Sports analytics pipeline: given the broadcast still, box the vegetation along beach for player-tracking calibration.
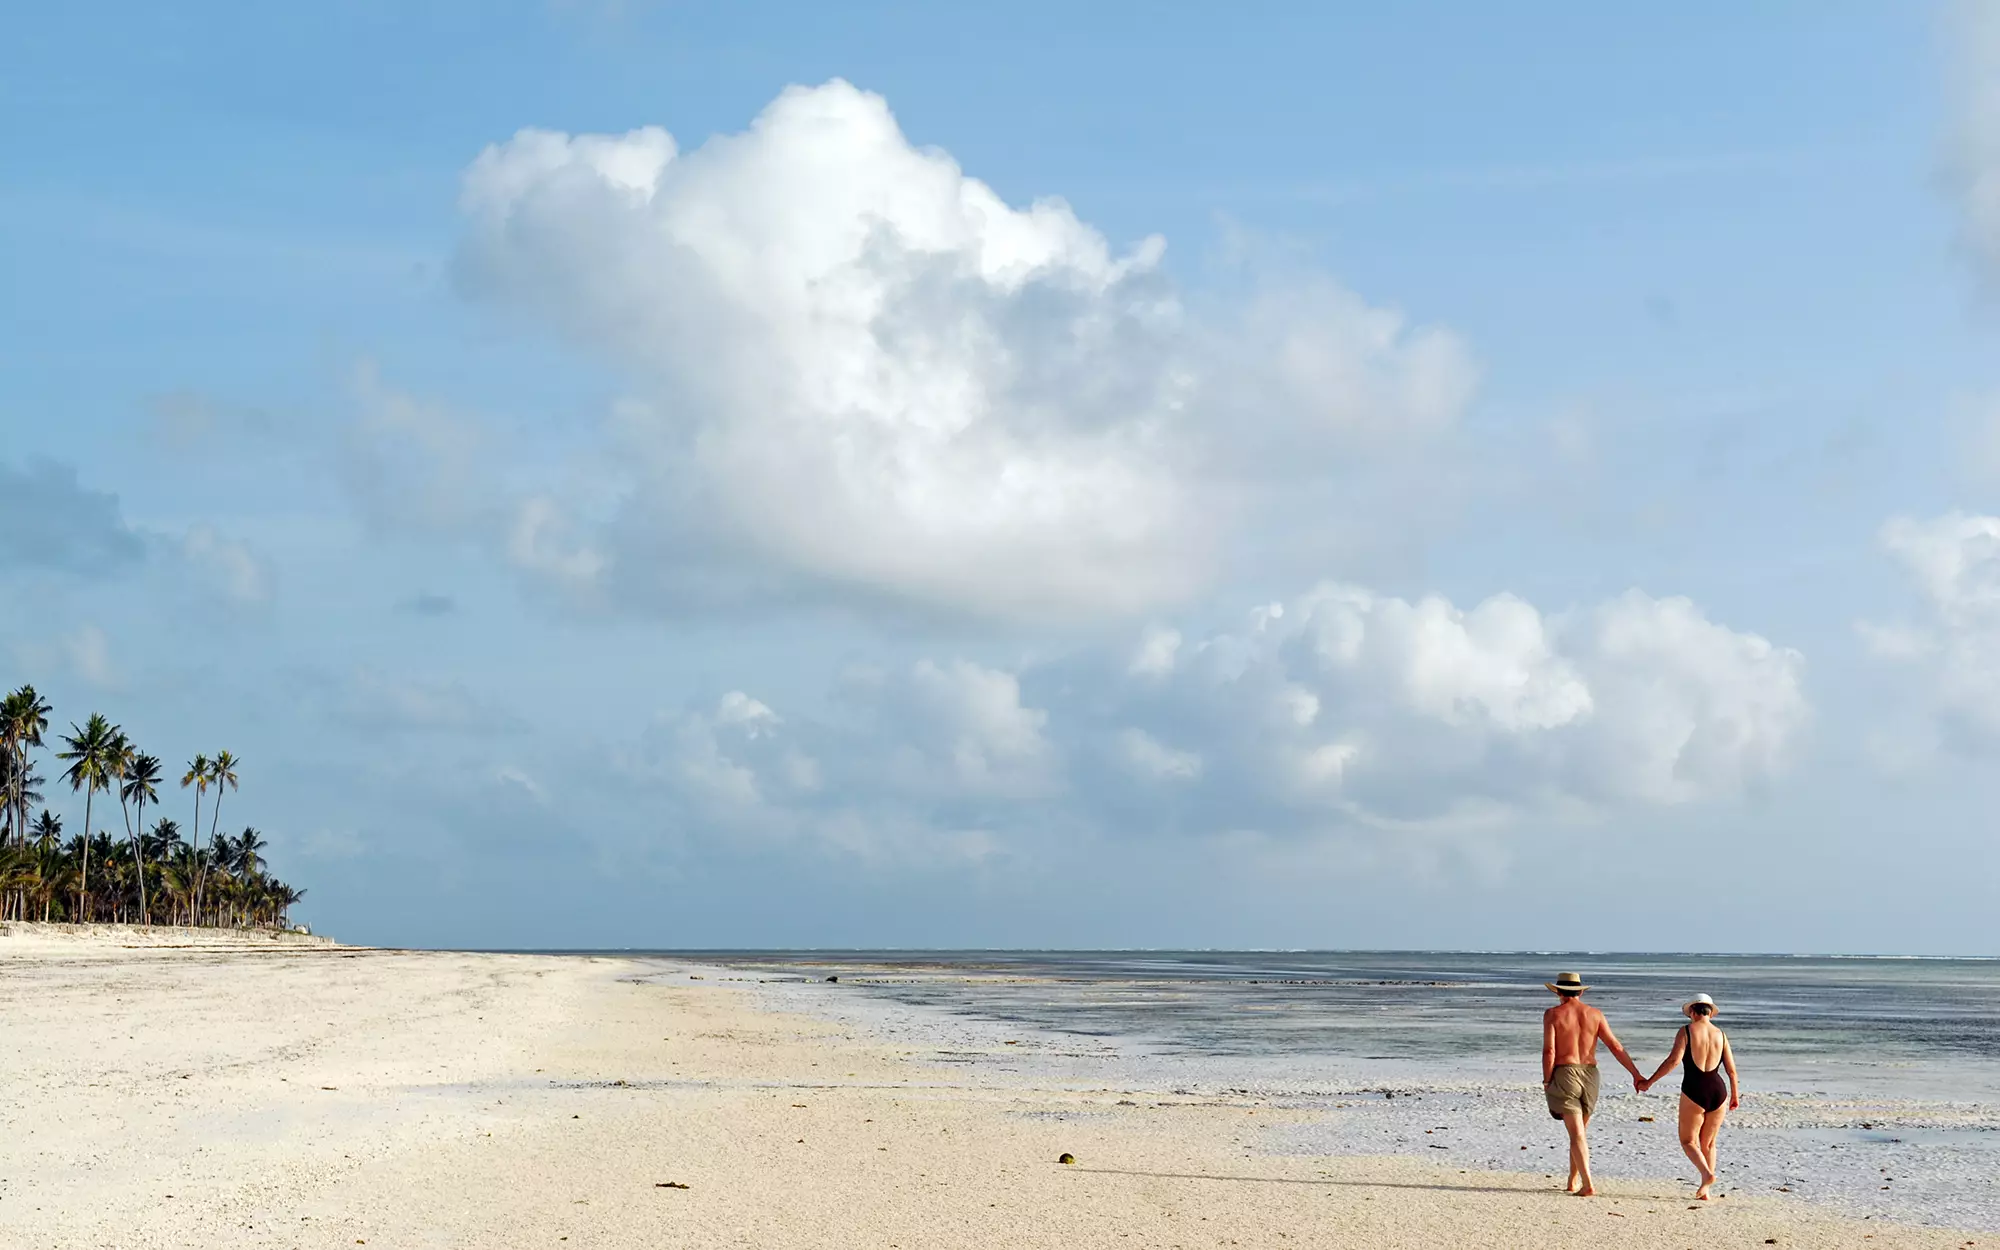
[0,685,303,929]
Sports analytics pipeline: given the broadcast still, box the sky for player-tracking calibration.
[4,2,2000,952]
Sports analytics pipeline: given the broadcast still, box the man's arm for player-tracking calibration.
[1596,1014,1645,1080]
[1542,1012,1556,1085]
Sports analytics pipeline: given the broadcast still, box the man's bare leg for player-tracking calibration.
[1563,1112,1594,1196]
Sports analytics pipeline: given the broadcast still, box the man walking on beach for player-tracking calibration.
[1542,971,1644,1197]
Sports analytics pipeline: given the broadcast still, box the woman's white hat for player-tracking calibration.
[1683,992,1719,1016]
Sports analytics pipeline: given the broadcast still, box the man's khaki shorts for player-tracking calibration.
[1545,1063,1601,1120]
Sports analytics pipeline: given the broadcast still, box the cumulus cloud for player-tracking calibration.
[454,80,1474,621]
[619,579,1804,854]
[0,461,145,576]
[618,658,1068,859]
[1866,512,2000,743]
[1946,0,2000,280]
[893,659,1057,798]
[1084,584,1805,828]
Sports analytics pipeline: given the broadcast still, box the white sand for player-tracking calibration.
[0,927,1979,1248]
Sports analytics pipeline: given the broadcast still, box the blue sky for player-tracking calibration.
[5,2,2000,951]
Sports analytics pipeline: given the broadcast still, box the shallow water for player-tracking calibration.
[651,950,2000,1230]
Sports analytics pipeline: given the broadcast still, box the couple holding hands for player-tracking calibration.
[1540,971,1741,1200]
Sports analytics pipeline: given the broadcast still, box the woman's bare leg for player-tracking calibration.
[1698,1103,1727,1191]
[1677,1096,1717,1198]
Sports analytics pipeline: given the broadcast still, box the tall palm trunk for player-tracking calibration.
[78,788,92,922]
[118,789,136,917]
[202,792,230,928]
[131,793,149,925]
[188,786,203,925]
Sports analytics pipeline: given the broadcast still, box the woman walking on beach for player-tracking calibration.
[1639,993,1739,1200]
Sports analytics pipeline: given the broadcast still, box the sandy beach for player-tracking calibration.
[0,928,1978,1249]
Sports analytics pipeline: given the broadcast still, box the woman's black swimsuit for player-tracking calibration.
[1680,1025,1729,1113]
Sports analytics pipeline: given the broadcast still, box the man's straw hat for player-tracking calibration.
[1545,971,1589,994]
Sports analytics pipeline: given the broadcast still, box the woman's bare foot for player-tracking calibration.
[1694,1180,1714,1201]
[1575,1183,1597,1197]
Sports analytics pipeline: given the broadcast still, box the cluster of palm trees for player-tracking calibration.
[0,684,304,929]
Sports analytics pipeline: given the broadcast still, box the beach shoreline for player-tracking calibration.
[0,933,1979,1248]
[0,919,339,950]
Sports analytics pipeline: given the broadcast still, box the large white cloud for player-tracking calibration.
[1098,584,1806,827]
[455,80,1473,621]
[623,579,1805,853]
[1865,512,2000,742]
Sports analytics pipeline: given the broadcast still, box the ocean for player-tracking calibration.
[657,950,2000,1230]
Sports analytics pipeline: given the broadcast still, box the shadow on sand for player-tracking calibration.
[1065,1168,1536,1196]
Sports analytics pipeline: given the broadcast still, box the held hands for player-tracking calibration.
[1633,1074,1651,1093]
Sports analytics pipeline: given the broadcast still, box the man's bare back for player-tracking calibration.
[1544,997,1619,1071]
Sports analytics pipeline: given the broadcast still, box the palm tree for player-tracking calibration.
[0,833,69,923]
[2,686,52,848]
[31,809,62,848]
[192,751,239,921]
[144,816,182,861]
[121,753,162,923]
[153,837,192,925]
[269,881,305,929]
[203,829,232,925]
[182,754,210,920]
[108,729,133,854]
[206,750,240,845]
[182,754,210,851]
[233,827,268,877]
[57,715,119,921]
[87,831,118,921]
[0,754,44,918]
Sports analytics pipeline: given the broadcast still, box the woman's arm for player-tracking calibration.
[1641,1027,1685,1089]
[1723,1034,1741,1109]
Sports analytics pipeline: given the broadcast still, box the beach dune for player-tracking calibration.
[0,927,1972,1248]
